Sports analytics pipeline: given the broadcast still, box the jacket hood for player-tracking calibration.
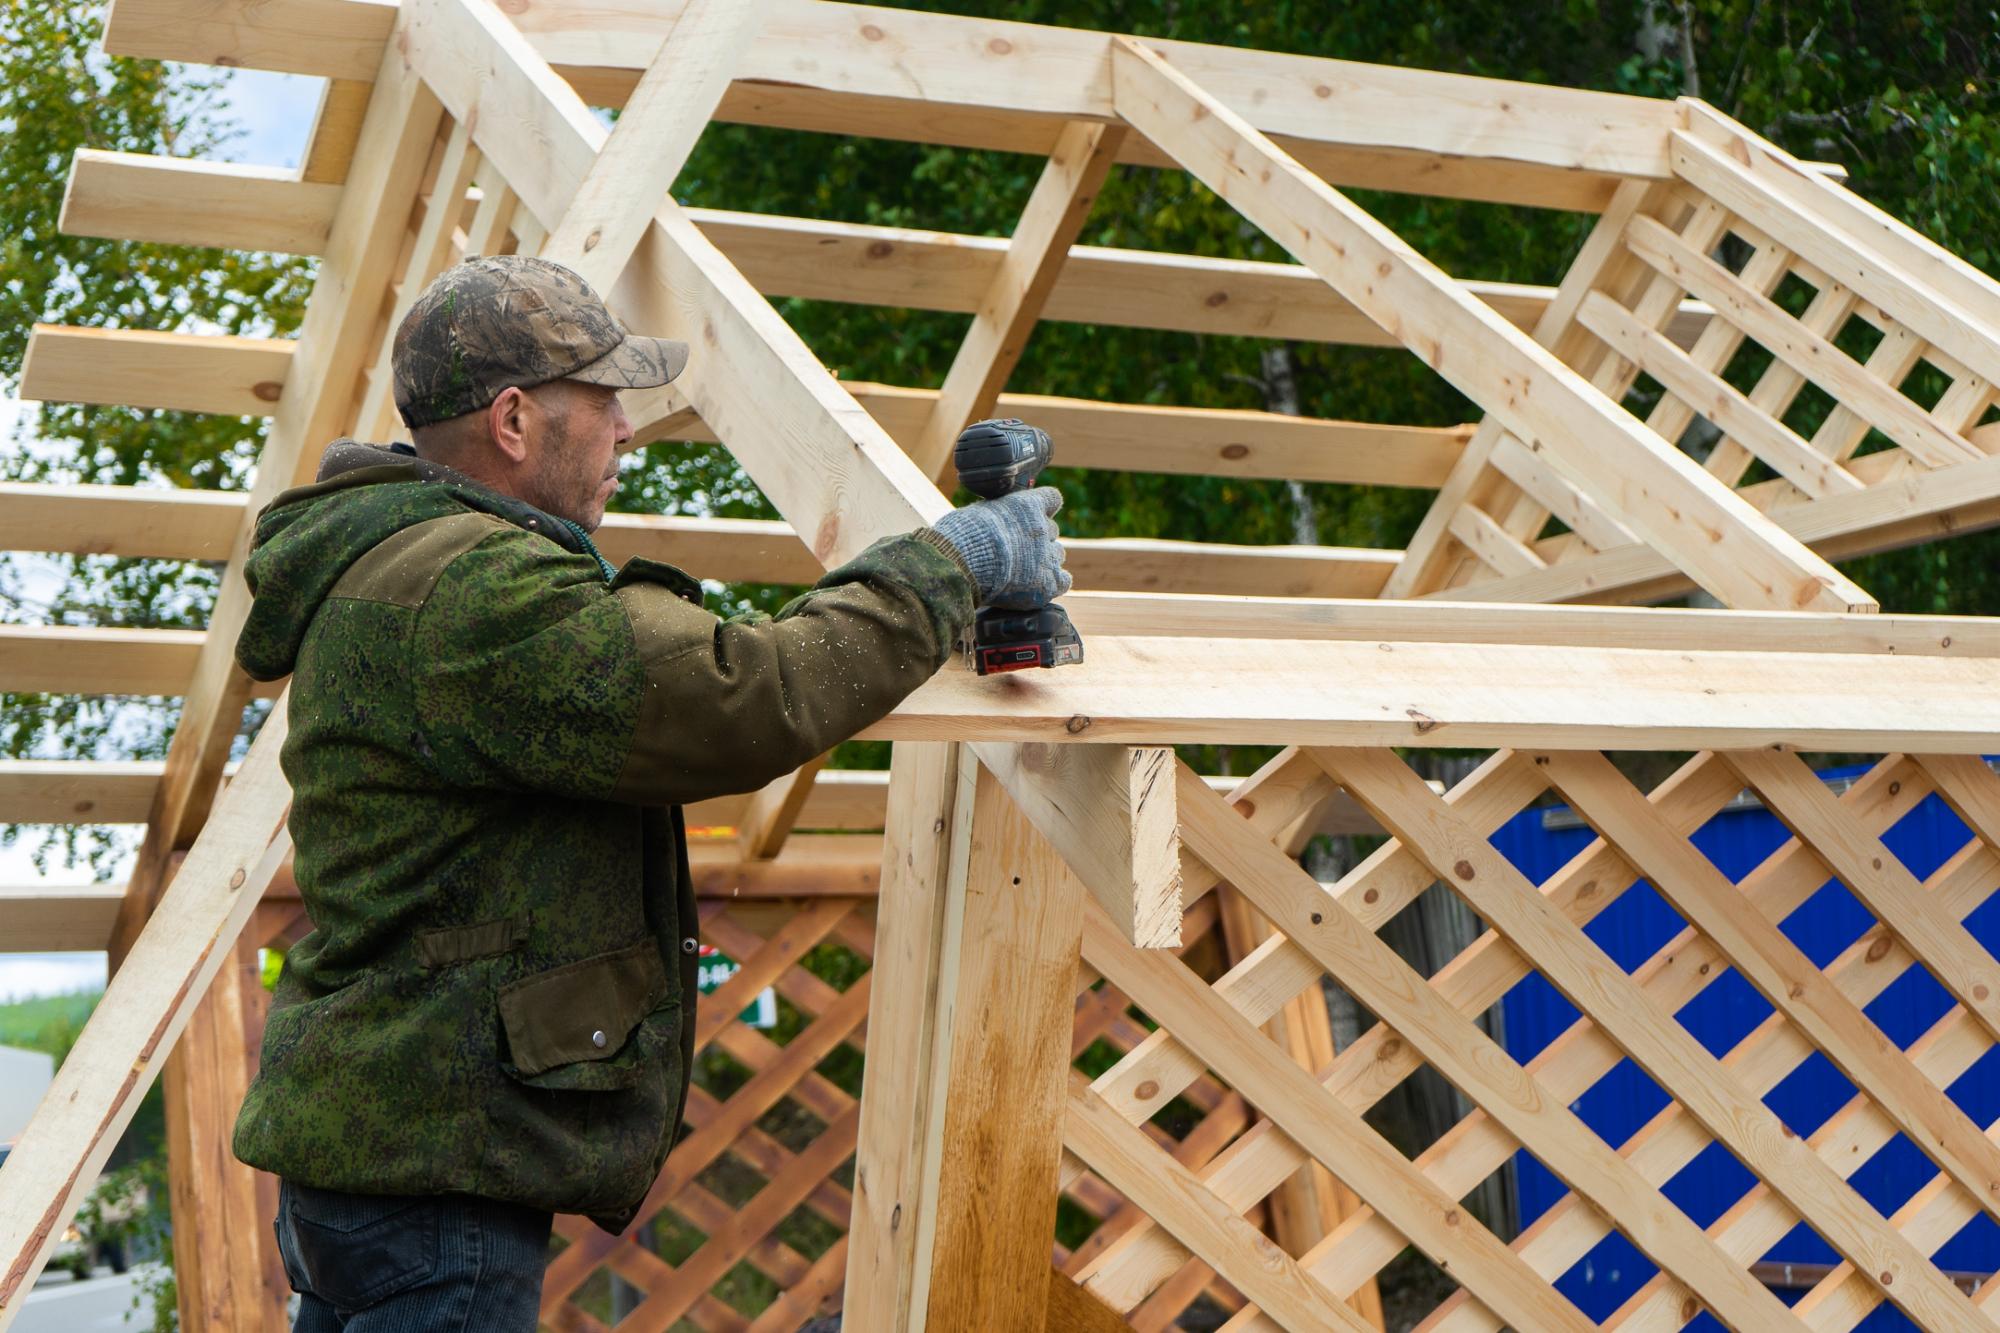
[235,440,590,681]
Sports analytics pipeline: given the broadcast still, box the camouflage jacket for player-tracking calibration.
[230,441,972,1232]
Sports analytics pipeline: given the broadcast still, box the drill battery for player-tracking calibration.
[971,604,1083,675]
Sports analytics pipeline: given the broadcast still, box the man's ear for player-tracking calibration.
[488,387,531,464]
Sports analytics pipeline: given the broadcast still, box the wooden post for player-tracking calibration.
[846,748,1090,1331]
[163,924,285,1330]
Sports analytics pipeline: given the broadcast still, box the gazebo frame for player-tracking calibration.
[7,2,2000,1328]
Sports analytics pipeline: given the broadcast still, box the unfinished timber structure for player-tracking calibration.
[8,0,2000,1327]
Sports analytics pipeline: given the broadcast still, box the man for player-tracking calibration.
[230,255,1067,1329]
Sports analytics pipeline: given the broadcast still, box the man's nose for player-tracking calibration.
[612,395,633,447]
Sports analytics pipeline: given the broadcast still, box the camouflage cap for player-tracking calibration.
[391,255,688,430]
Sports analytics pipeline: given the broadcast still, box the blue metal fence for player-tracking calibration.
[1491,762,2000,1329]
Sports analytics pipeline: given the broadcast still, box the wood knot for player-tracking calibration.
[1444,1209,1460,1227]
[1864,935,1892,963]
[1135,1080,1159,1101]
[1378,1038,1401,1061]
[1065,715,1092,735]
[228,868,246,890]
[1978,984,1992,1002]
[1204,290,1229,307]
[1406,708,1439,734]
[1220,443,1249,460]
[1363,888,1379,904]
[987,36,1013,54]
[1680,1298,1700,1321]
[812,512,841,562]
[583,227,602,252]
[1310,912,1323,925]
[1879,1271,1893,1286]
[860,22,885,39]
[1314,84,1332,98]
[252,381,283,403]
[1453,860,1474,881]
[866,240,894,259]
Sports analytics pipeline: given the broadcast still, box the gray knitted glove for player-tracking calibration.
[931,486,1071,610]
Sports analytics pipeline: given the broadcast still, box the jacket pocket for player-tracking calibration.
[498,942,670,1089]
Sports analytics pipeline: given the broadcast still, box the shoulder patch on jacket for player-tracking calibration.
[330,512,508,609]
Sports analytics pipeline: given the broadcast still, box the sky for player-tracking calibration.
[0,67,322,1004]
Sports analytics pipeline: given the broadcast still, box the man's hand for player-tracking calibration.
[932,486,1071,609]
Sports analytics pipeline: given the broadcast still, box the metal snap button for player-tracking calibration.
[591,1029,608,1049]
[681,937,698,953]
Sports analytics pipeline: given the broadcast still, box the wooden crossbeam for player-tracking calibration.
[57,150,1706,352]
[909,119,1124,480]
[105,0,1684,210]
[1110,37,1872,614]
[736,754,831,861]
[20,325,1470,488]
[61,149,341,255]
[0,886,126,953]
[1314,746,1990,1332]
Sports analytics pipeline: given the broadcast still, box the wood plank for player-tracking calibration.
[56,151,1698,354]
[105,37,443,965]
[1576,291,1867,498]
[61,148,341,255]
[1457,447,2000,606]
[22,325,291,418]
[1445,502,1546,578]
[1312,746,1988,1333]
[300,78,373,185]
[106,0,1679,203]
[354,116,482,441]
[539,0,774,291]
[16,322,1469,486]
[1671,128,2000,391]
[1171,761,1801,1331]
[1064,1077,1367,1330]
[1078,898,1594,1333]
[1622,212,1982,470]
[970,744,1182,949]
[0,886,125,953]
[909,119,1124,480]
[858,634,2000,753]
[1046,1266,1135,1333]
[1108,37,1871,614]
[924,764,1090,1331]
[0,705,292,1314]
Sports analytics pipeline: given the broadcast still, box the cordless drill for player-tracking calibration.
[954,418,1083,675]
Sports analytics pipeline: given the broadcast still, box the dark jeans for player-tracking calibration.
[275,1180,553,1332]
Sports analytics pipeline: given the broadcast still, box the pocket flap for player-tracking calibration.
[498,943,667,1077]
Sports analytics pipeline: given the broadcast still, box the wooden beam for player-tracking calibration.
[299,77,373,185]
[1109,36,1873,614]
[61,149,341,255]
[910,118,1125,480]
[104,0,1682,208]
[539,0,773,289]
[20,323,1471,486]
[0,760,172,825]
[855,634,2000,752]
[0,886,125,953]
[970,744,1182,949]
[22,325,291,418]
[1462,448,2000,605]
[844,743,974,1331]
[0,706,293,1315]
[56,153,1713,352]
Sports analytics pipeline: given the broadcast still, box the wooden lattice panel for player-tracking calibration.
[534,889,1271,1330]
[1060,748,2000,1331]
[1405,112,2000,606]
